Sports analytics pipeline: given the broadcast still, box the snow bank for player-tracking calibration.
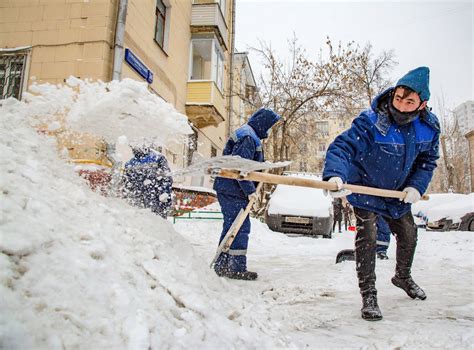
[0,94,287,348]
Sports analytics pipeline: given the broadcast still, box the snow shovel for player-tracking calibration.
[216,169,430,201]
[209,180,265,269]
[335,249,355,264]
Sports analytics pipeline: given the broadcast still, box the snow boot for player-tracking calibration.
[391,276,427,300]
[377,252,389,260]
[214,252,230,277]
[361,291,383,321]
[220,270,258,281]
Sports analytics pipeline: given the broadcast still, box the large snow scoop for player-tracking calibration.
[209,180,265,268]
[215,169,430,201]
[335,249,355,264]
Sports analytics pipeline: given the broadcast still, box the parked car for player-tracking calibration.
[411,193,466,228]
[422,193,474,231]
[265,173,333,238]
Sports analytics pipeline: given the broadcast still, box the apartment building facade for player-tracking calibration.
[289,112,352,173]
[0,0,258,179]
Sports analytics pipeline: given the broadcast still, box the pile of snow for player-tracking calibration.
[0,91,287,348]
[24,77,192,146]
[267,174,332,217]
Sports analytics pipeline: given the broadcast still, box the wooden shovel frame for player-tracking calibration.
[217,169,429,201]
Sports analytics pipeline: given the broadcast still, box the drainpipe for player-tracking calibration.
[227,0,236,139]
[112,0,128,81]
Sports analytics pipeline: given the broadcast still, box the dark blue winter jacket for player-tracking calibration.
[123,149,173,218]
[323,88,440,219]
[213,108,281,198]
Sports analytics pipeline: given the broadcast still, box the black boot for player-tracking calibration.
[377,252,389,260]
[219,269,258,281]
[391,276,426,300]
[361,291,383,321]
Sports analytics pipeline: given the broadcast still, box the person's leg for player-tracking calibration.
[338,219,342,233]
[215,193,256,280]
[353,207,382,321]
[385,212,426,299]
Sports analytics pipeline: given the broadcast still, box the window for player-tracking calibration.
[318,143,326,152]
[190,39,224,92]
[210,145,217,158]
[315,121,329,136]
[187,130,198,166]
[155,0,166,49]
[0,53,27,100]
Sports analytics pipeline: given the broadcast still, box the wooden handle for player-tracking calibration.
[217,169,429,201]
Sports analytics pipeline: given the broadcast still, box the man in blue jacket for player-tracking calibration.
[122,146,173,219]
[323,67,440,321]
[213,108,281,280]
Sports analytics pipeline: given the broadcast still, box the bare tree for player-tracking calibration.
[347,43,397,107]
[432,96,470,193]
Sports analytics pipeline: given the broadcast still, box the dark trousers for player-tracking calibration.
[353,208,418,294]
[333,219,342,233]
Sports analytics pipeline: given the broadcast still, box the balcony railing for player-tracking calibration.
[191,3,228,50]
[186,80,225,128]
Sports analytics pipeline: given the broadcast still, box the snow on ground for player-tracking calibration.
[0,94,287,348]
[175,217,474,349]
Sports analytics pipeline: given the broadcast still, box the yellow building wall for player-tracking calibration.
[122,0,191,112]
[0,0,117,85]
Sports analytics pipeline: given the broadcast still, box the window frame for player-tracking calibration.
[0,53,28,100]
[189,37,225,93]
[154,0,171,53]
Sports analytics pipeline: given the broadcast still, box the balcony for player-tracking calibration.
[186,81,225,128]
[191,3,228,51]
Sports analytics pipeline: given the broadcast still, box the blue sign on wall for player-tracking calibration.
[124,48,154,84]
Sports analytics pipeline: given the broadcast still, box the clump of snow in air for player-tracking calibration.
[0,83,287,348]
[25,76,192,146]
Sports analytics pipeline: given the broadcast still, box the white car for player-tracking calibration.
[411,193,466,228]
[265,173,334,238]
[416,193,474,231]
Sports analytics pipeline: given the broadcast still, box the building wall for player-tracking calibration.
[122,0,191,111]
[1,0,236,182]
[0,0,117,85]
[454,100,474,136]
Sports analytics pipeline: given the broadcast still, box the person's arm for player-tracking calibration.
[323,114,375,182]
[404,131,440,195]
[231,136,257,196]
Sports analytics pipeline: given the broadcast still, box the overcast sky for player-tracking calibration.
[234,0,473,109]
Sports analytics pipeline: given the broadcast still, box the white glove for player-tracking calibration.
[402,187,421,203]
[248,192,258,202]
[324,177,352,198]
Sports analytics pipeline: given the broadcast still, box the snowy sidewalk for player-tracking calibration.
[174,219,474,349]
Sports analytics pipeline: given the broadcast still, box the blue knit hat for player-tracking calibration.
[396,66,430,101]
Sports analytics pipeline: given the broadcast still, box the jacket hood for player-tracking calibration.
[247,108,281,139]
[371,88,439,134]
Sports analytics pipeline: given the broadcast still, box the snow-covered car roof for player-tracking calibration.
[411,193,466,217]
[267,174,332,217]
[422,193,474,224]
